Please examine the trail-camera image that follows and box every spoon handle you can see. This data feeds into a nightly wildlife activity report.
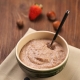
[24,77,30,80]
[50,10,70,46]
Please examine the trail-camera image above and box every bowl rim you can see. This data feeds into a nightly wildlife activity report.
[16,31,69,71]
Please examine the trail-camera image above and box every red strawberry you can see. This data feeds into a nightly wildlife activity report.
[29,4,43,20]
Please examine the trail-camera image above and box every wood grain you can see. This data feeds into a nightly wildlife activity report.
[0,0,80,64]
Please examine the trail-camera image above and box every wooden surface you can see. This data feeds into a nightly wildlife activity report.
[0,0,80,64]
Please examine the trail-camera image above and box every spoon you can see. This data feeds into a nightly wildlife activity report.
[50,10,70,48]
[24,77,30,80]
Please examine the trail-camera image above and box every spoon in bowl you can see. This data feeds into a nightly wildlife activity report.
[48,10,70,49]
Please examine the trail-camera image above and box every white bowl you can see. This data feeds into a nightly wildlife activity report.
[16,31,69,78]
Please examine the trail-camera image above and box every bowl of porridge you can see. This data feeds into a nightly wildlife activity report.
[16,31,69,78]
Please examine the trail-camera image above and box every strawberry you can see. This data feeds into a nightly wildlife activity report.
[29,4,43,20]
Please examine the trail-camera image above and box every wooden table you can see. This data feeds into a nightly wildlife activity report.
[0,0,80,64]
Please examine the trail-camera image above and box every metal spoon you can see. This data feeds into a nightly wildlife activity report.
[50,10,70,48]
